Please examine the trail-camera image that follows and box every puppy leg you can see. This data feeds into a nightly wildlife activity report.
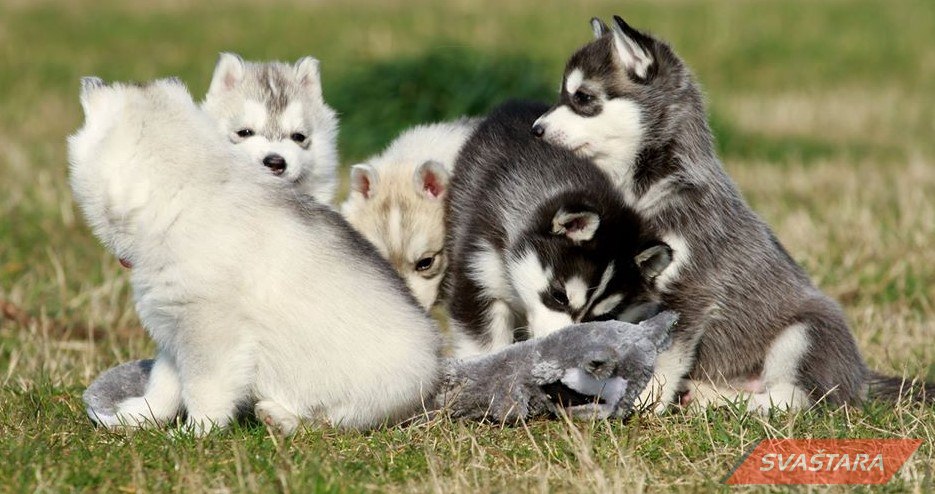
[110,352,182,428]
[447,272,514,357]
[176,321,255,436]
[689,323,815,414]
[793,299,868,406]
[637,333,699,413]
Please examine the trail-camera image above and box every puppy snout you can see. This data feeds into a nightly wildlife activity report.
[531,123,545,138]
[262,154,287,175]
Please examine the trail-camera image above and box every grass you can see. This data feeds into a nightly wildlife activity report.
[1,0,934,491]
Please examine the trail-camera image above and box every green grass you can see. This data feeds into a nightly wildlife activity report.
[1,0,934,491]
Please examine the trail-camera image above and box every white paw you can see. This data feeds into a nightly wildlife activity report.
[178,416,224,437]
[255,400,301,436]
[111,396,164,428]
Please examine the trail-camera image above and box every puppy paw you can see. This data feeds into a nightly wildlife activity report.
[110,396,164,428]
[255,400,301,436]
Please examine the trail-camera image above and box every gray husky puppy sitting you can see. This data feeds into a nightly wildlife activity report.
[203,53,339,204]
[532,16,934,411]
[341,118,480,309]
[445,101,672,358]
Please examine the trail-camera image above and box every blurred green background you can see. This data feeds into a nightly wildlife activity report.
[0,0,933,491]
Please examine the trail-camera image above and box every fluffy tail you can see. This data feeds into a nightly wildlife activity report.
[866,372,935,404]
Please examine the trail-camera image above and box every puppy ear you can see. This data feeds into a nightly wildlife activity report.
[350,164,377,199]
[610,15,654,80]
[208,52,245,95]
[79,76,106,116]
[552,210,600,242]
[590,17,609,39]
[294,56,323,99]
[413,160,449,199]
[635,243,672,280]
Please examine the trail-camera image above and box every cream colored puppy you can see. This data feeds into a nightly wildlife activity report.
[341,119,478,309]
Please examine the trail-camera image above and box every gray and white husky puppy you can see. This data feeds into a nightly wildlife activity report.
[203,53,339,204]
[68,77,440,435]
[341,118,480,309]
[533,16,933,411]
[445,100,672,358]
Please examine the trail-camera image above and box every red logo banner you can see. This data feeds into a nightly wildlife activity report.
[725,439,922,485]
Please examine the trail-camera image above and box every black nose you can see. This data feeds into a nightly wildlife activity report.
[262,154,286,175]
[531,124,545,138]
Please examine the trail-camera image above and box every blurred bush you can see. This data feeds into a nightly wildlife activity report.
[328,45,554,162]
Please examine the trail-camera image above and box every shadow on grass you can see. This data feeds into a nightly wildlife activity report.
[327,45,555,162]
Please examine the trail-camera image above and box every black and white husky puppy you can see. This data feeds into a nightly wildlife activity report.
[445,100,672,358]
[532,16,934,411]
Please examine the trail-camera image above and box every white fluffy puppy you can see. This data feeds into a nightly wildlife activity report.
[68,77,441,435]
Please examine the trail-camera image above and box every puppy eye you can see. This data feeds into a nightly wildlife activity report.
[415,255,435,272]
[290,132,307,143]
[573,90,594,105]
[236,128,254,138]
[551,289,569,306]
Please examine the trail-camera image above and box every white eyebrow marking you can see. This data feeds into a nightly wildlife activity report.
[565,68,584,95]
[565,277,588,310]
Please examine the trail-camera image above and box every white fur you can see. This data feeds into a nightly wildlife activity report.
[202,53,339,204]
[635,177,678,216]
[637,332,700,413]
[684,324,812,414]
[591,294,624,317]
[69,79,440,435]
[455,243,516,356]
[754,323,811,411]
[565,276,588,310]
[485,300,516,353]
[564,69,584,95]
[611,26,653,79]
[99,352,182,428]
[654,233,689,292]
[507,250,573,338]
[533,98,645,198]
[467,242,511,302]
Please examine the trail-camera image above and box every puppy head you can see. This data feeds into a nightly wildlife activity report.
[203,53,338,198]
[508,192,673,338]
[341,160,450,310]
[532,16,693,176]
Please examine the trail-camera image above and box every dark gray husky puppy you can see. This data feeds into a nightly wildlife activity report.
[445,101,671,358]
[532,16,933,411]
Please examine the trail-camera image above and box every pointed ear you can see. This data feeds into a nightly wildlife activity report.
[294,56,323,99]
[349,164,377,199]
[638,310,679,348]
[635,243,672,280]
[79,76,106,116]
[413,160,449,199]
[590,17,609,39]
[208,52,245,96]
[610,15,654,80]
[552,210,600,242]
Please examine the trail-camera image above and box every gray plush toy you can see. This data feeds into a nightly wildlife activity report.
[84,312,676,428]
